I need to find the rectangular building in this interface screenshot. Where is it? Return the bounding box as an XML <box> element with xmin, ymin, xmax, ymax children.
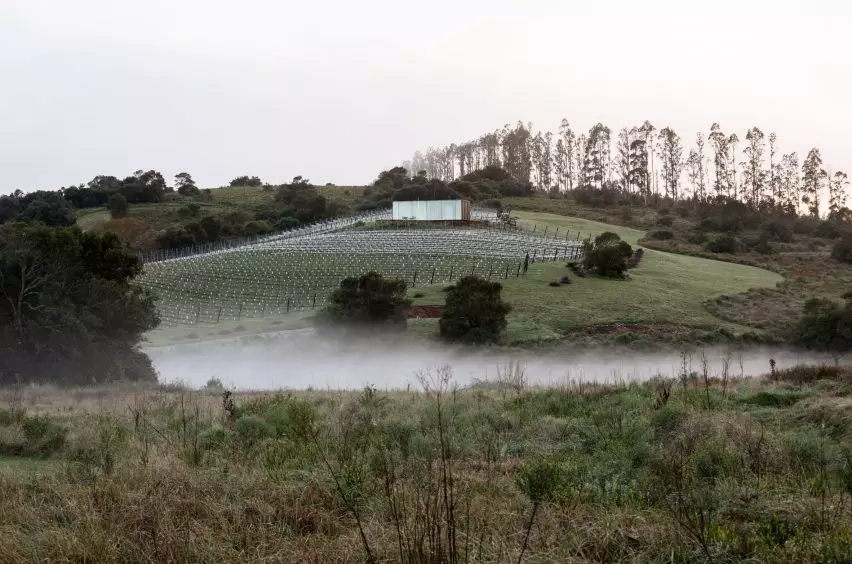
<box><xmin>392</xmin><ymin>200</ymin><xmax>471</xmax><ymax>221</ymax></box>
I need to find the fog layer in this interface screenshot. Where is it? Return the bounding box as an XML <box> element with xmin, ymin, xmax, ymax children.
<box><xmin>146</xmin><ymin>331</ymin><xmax>846</xmax><ymax>390</ymax></box>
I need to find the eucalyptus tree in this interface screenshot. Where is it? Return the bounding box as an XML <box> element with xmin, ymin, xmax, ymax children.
<box><xmin>801</xmin><ymin>148</ymin><xmax>825</xmax><ymax>217</ymax></box>
<box><xmin>554</xmin><ymin>139</ymin><xmax>568</xmax><ymax>192</ymax></box>
<box><xmin>615</xmin><ymin>128</ymin><xmax>633</xmax><ymax>192</ymax></box>
<box><xmin>743</xmin><ymin>127</ymin><xmax>766</xmax><ymax>208</ymax></box>
<box><xmin>657</xmin><ymin>127</ymin><xmax>684</xmax><ymax>200</ymax></box>
<box><xmin>828</xmin><ymin>171</ymin><xmax>849</xmax><ymax>220</ymax></box>
<box><xmin>583</xmin><ymin>123</ymin><xmax>611</xmax><ymax>189</ymax></box>
<box><xmin>708</xmin><ymin>123</ymin><xmax>730</xmax><ymax>197</ymax></box>
<box><xmin>728</xmin><ymin>133</ymin><xmax>740</xmax><ymax>200</ymax></box>
<box><xmin>768</xmin><ymin>132</ymin><xmax>780</xmax><ymax>204</ymax></box>
<box><xmin>638</xmin><ymin>121</ymin><xmax>656</xmax><ymax>195</ymax></box>
<box><xmin>559</xmin><ymin>119</ymin><xmax>577</xmax><ymax>191</ymax></box>
<box><xmin>781</xmin><ymin>152</ymin><xmax>800</xmax><ymax>214</ymax></box>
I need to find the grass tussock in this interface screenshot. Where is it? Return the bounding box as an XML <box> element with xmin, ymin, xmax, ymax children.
<box><xmin>0</xmin><ymin>363</ymin><xmax>851</xmax><ymax>562</ymax></box>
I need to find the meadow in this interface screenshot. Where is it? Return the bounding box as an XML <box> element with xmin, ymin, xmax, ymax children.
<box><xmin>1</xmin><ymin>362</ymin><xmax>851</xmax><ymax>562</ymax></box>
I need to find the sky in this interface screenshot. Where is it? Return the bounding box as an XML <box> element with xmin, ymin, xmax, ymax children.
<box><xmin>1</xmin><ymin>0</ymin><xmax>850</xmax><ymax>194</ymax></box>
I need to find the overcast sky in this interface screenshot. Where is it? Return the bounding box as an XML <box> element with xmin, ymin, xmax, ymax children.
<box><xmin>1</xmin><ymin>0</ymin><xmax>850</xmax><ymax>194</ymax></box>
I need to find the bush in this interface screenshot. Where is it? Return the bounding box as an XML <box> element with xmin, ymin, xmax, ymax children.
<box><xmin>705</xmin><ymin>235</ymin><xmax>741</xmax><ymax>254</ymax></box>
<box><xmin>107</xmin><ymin>193</ymin><xmax>129</xmax><ymax>219</ymax></box>
<box><xmin>763</xmin><ymin>220</ymin><xmax>793</xmax><ymax>243</ymax></box>
<box><xmin>559</xmin><ymin>275</ymin><xmax>571</xmax><ymax>284</ymax></box>
<box><xmin>321</xmin><ymin>271</ymin><xmax>411</xmax><ymax>329</ymax></box>
<box><xmin>20</xmin><ymin>415</ymin><xmax>67</xmax><ymax>456</ymax></box>
<box><xmin>832</xmin><ymin>236</ymin><xmax>852</xmax><ymax>264</ymax></box>
<box><xmin>687</xmin><ymin>232</ymin><xmax>708</xmax><ymax>245</ymax></box>
<box><xmin>794</xmin><ymin>297</ymin><xmax>852</xmax><ymax>351</ymax></box>
<box><xmin>178</xmin><ymin>203</ymin><xmax>201</xmax><ymax>218</ymax></box>
<box><xmin>439</xmin><ymin>276</ymin><xmax>511</xmax><ymax>344</ymax></box>
<box><xmin>549</xmin><ymin>281</ymin><xmax>561</xmax><ymax>287</ymax></box>
<box><xmin>230</xmin><ymin>175</ymin><xmax>262</xmax><ymax>187</ymax></box>
<box><xmin>583</xmin><ymin>232</ymin><xmax>633</xmax><ymax>278</ymax></box>
<box><xmin>649</xmin><ymin>230</ymin><xmax>674</xmax><ymax>240</ymax></box>
<box><xmin>815</xmin><ymin>220</ymin><xmax>841</xmax><ymax>239</ymax></box>
<box><xmin>656</xmin><ymin>215</ymin><xmax>674</xmax><ymax>227</ymax></box>
<box><xmin>235</xmin><ymin>415</ymin><xmax>273</xmax><ymax>448</ymax></box>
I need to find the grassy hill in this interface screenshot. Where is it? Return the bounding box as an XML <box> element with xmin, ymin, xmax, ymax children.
<box><xmin>407</xmin><ymin>211</ymin><xmax>782</xmax><ymax>344</ymax></box>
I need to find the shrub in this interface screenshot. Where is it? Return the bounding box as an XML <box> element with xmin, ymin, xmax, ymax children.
<box><xmin>649</xmin><ymin>230</ymin><xmax>674</xmax><ymax>240</ymax></box>
<box><xmin>815</xmin><ymin>220</ymin><xmax>841</xmax><ymax>239</ymax></box>
<box><xmin>832</xmin><ymin>236</ymin><xmax>852</xmax><ymax>264</ymax></box>
<box><xmin>20</xmin><ymin>415</ymin><xmax>67</xmax><ymax>456</ymax></box>
<box><xmin>687</xmin><ymin>232</ymin><xmax>708</xmax><ymax>245</ymax></box>
<box><xmin>583</xmin><ymin>232</ymin><xmax>633</xmax><ymax>278</ymax></box>
<box><xmin>242</xmin><ymin>220</ymin><xmax>272</xmax><ymax>237</ymax></box>
<box><xmin>107</xmin><ymin>193</ymin><xmax>129</xmax><ymax>219</ymax></box>
<box><xmin>235</xmin><ymin>415</ymin><xmax>273</xmax><ymax>448</ymax></box>
<box><xmin>705</xmin><ymin>234</ymin><xmax>741</xmax><ymax>254</ymax></box>
<box><xmin>439</xmin><ymin>276</ymin><xmax>511</xmax><ymax>344</ymax></box>
<box><xmin>321</xmin><ymin>271</ymin><xmax>411</xmax><ymax>329</ymax></box>
<box><xmin>559</xmin><ymin>275</ymin><xmax>571</xmax><ymax>284</ymax></box>
<box><xmin>204</xmin><ymin>377</ymin><xmax>224</xmax><ymax>390</ymax></box>
<box><xmin>178</xmin><ymin>203</ymin><xmax>201</xmax><ymax>218</ymax></box>
<box><xmin>229</xmin><ymin>175</ymin><xmax>262</xmax><ymax>187</ymax></box>
<box><xmin>763</xmin><ymin>220</ymin><xmax>793</xmax><ymax>242</ymax></box>
<box><xmin>549</xmin><ymin>281</ymin><xmax>561</xmax><ymax>287</ymax></box>
<box><xmin>656</xmin><ymin>215</ymin><xmax>674</xmax><ymax>227</ymax></box>
<box><xmin>794</xmin><ymin>298</ymin><xmax>852</xmax><ymax>351</ymax></box>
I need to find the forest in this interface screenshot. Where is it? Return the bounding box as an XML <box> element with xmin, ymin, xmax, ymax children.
<box><xmin>404</xmin><ymin>120</ymin><xmax>850</xmax><ymax>221</ymax></box>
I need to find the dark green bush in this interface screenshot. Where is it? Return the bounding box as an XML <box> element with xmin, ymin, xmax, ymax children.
<box><xmin>705</xmin><ymin>234</ymin><xmax>741</xmax><ymax>254</ymax></box>
<box><xmin>583</xmin><ymin>232</ymin><xmax>634</xmax><ymax>278</ymax></box>
<box><xmin>794</xmin><ymin>298</ymin><xmax>852</xmax><ymax>352</ymax></box>
<box><xmin>107</xmin><ymin>193</ymin><xmax>129</xmax><ymax>219</ymax></box>
<box><xmin>649</xmin><ymin>230</ymin><xmax>674</xmax><ymax>240</ymax></box>
<box><xmin>235</xmin><ymin>415</ymin><xmax>273</xmax><ymax>448</ymax></box>
<box><xmin>832</xmin><ymin>236</ymin><xmax>852</xmax><ymax>264</ymax></box>
<box><xmin>439</xmin><ymin>276</ymin><xmax>511</xmax><ymax>344</ymax></box>
<box><xmin>763</xmin><ymin>220</ymin><xmax>793</xmax><ymax>242</ymax></box>
<box><xmin>656</xmin><ymin>215</ymin><xmax>674</xmax><ymax>227</ymax></box>
<box><xmin>21</xmin><ymin>415</ymin><xmax>68</xmax><ymax>456</ymax></box>
<box><xmin>321</xmin><ymin>271</ymin><xmax>411</xmax><ymax>329</ymax></box>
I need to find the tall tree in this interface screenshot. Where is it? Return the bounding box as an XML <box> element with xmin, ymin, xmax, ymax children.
<box><xmin>559</xmin><ymin>119</ymin><xmax>577</xmax><ymax>191</ymax></box>
<box><xmin>694</xmin><ymin>132</ymin><xmax>708</xmax><ymax>202</ymax></box>
<box><xmin>708</xmin><ymin>123</ymin><xmax>730</xmax><ymax>197</ymax></box>
<box><xmin>742</xmin><ymin>127</ymin><xmax>766</xmax><ymax>207</ymax></box>
<box><xmin>639</xmin><ymin>121</ymin><xmax>656</xmax><ymax>195</ymax></box>
<box><xmin>768</xmin><ymin>132</ymin><xmax>780</xmax><ymax>205</ymax></box>
<box><xmin>657</xmin><ymin>127</ymin><xmax>684</xmax><ymax>200</ymax></box>
<box><xmin>728</xmin><ymin>133</ymin><xmax>740</xmax><ymax>200</ymax></box>
<box><xmin>554</xmin><ymin>139</ymin><xmax>568</xmax><ymax>192</ymax></box>
<box><xmin>583</xmin><ymin>123</ymin><xmax>611</xmax><ymax>189</ymax></box>
<box><xmin>615</xmin><ymin>128</ymin><xmax>632</xmax><ymax>192</ymax></box>
<box><xmin>780</xmin><ymin>152</ymin><xmax>800</xmax><ymax>214</ymax></box>
<box><xmin>801</xmin><ymin>148</ymin><xmax>825</xmax><ymax>217</ymax></box>
<box><xmin>828</xmin><ymin>171</ymin><xmax>849</xmax><ymax>220</ymax></box>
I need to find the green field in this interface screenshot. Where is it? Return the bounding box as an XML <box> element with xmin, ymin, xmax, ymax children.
<box><xmin>408</xmin><ymin>211</ymin><xmax>783</xmax><ymax>340</ymax></box>
<box><xmin>139</xmin><ymin>209</ymin><xmax>783</xmax><ymax>344</ymax></box>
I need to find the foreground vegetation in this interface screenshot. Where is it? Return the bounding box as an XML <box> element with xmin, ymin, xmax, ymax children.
<box><xmin>1</xmin><ymin>363</ymin><xmax>852</xmax><ymax>562</ymax></box>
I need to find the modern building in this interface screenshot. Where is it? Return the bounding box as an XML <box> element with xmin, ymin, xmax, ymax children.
<box><xmin>391</xmin><ymin>199</ymin><xmax>471</xmax><ymax>221</ymax></box>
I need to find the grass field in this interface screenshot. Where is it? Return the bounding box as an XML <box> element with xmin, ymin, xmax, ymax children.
<box><xmin>408</xmin><ymin>211</ymin><xmax>783</xmax><ymax>343</ymax></box>
<box><xmin>1</xmin><ymin>363</ymin><xmax>851</xmax><ymax>562</ymax></box>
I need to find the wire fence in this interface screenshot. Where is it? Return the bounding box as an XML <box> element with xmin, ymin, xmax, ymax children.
<box><xmin>136</xmin><ymin>207</ymin><xmax>588</xmax><ymax>327</ymax></box>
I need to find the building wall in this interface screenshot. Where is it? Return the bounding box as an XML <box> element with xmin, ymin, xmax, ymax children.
<box><xmin>392</xmin><ymin>200</ymin><xmax>468</xmax><ymax>221</ymax></box>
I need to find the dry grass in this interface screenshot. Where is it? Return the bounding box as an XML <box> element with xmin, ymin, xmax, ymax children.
<box><xmin>1</xmin><ymin>364</ymin><xmax>852</xmax><ymax>562</ymax></box>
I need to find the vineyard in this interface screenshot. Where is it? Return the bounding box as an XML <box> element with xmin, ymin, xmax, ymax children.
<box><xmin>137</xmin><ymin>208</ymin><xmax>585</xmax><ymax>326</ymax></box>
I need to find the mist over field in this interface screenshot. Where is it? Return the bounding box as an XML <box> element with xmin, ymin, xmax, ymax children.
<box><xmin>146</xmin><ymin>331</ymin><xmax>846</xmax><ymax>390</ymax></box>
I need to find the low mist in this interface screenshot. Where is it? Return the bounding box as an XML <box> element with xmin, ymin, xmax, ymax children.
<box><xmin>146</xmin><ymin>330</ymin><xmax>848</xmax><ymax>390</ymax></box>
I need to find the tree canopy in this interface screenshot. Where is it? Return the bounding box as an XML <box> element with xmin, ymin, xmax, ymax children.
<box><xmin>439</xmin><ymin>276</ymin><xmax>511</xmax><ymax>344</ymax></box>
<box><xmin>320</xmin><ymin>271</ymin><xmax>411</xmax><ymax>330</ymax></box>
<box><xmin>0</xmin><ymin>223</ymin><xmax>159</xmax><ymax>385</ymax></box>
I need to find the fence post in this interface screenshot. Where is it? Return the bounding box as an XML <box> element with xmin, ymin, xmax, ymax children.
<box><xmin>286</xmin><ymin>297</ymin><xmax>290</xmax><ymax>312</ymax></box>
<box><xmin>448</xmin><ymin>265</ymin><xmax>454</xmax><ymax>282</ymax></box>
<box><xmin>237</xmin><ymin>303</ymin><xmax>242</xmax><ymax>320</ymax></box>
<box><xmin>196</xmin><ymin>305</ymin><xmax>201</xmax><ymax>322</ymax></box>
<box><xmin>430</xmin><ymin>268</ymin><xmax>436</xmax><ymax>284</ymax></box>
<box><xmin>532</xmin><ymin>250</ymin><xmax>537</xmax><ymax>263</ymax></box>
<box><xmin>216</xmin><ymin>307</ymin><xmax>222</xmax><ymax>323</ymax></box>
<box><xmin>504</xmin><ymin>264</ymin><xmax>510</xmax><ymax>279</ymax></box>
<box><xmin>544</xmin><ymin>226</ymin><xmax>548</xmax><ymax>237</ymax></box>
<box><xmin>312</xmin><ymin>293</ymin><xmax>317</xmax><ymax>309</ymax></box>
<box><xmin>412</xmin><ymin>270</ymin><xmax>418</xmax><ymax>286</ymax></box>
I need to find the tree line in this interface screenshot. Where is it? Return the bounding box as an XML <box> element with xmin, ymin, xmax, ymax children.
<box><xmin>406</xmin><ymin>121</ymin><xmax>850</xmax><ymax>220</ymax></box>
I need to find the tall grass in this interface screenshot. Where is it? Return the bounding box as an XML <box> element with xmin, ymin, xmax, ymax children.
<box><xmin>0</xmin><ymin>362</ymin><xmax>850</xmax><ymax>561</ymax></box>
